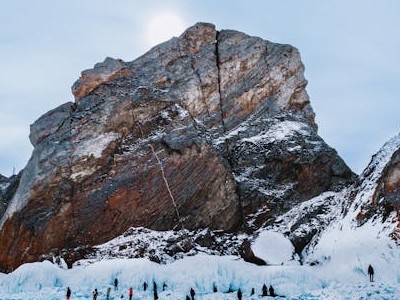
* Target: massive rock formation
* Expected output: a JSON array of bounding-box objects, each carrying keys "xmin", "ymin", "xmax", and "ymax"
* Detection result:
[{"xmin": 0, "ymin": 23, "xmax": 354, "ymax": 272}]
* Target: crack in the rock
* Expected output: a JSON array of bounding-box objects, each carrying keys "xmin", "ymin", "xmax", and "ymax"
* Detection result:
[{"xmin": 215, "ymin": 31, "xmax": 226, "ymax": 134}]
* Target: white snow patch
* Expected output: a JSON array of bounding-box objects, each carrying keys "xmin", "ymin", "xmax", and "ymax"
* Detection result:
[
  {"xmin": 252, "ymin": 231, "xmax": 296, "ymax": 265},
  {"xmin": 241, "ymin": 121, "xmax": 310, "ymax": 145},
  {"xmin": 0, "ymin": 182, "xmax": 9, "ymax": 192},
  {"xmin": 174, "ymin": 103, "xmax": 190, "ymax": 119},
  {"xmin": 214, "ymin": 119, "xmax": 312, "ymax": 147}
]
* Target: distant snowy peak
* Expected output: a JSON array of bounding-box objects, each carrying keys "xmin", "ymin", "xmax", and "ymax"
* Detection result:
[
  {"xmin": 348, "ymin": 133, "xmax": 400, "ymax": 234},
  {"xmin": 358, "ymin": 133, "xmax": 400, "ymax": 197}
]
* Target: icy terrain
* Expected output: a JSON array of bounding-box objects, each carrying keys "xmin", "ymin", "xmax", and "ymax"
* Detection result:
[{"xmin": 0, "ymin": 251, "xmax": 399, "ymax": 299}]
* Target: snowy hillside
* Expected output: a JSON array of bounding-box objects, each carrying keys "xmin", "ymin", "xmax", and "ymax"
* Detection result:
[{"xmin": 306, "ymin": 134, "xmax": 400, "ymax": 271}]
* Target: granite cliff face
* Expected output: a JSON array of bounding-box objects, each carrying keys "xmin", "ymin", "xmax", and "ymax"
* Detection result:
[{"xmin": 0, "ymin": 23, "xmax": 354, "ymax": 272}]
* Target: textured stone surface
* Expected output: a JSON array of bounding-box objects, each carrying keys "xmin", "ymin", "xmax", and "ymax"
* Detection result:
[
  {"xmin": 364, "ymin": 148, "xmax": 400, "ymax": 224},
  {"xmin": 0, "ymin": 174, "xmax": 20, "ymax": 221},
  {"xmin": 71, "ymin": 57, "xmax": 129, "ymax": 101},
  {"xmin": 0, "ymin": 23, "xmax": 354, "ymax": 272}
]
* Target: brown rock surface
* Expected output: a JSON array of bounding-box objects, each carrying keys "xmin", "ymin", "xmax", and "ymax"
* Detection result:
[{"xmin": 0, "ymin": 23, "xmax": 354, "ymax": 272}]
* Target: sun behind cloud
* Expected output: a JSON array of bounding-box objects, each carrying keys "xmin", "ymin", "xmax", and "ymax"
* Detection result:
[{"xmin": 146, "ymin": 11, "xmax": 187, "ymax": 47}]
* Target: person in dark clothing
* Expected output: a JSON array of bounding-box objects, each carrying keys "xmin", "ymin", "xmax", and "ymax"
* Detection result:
[
  {"xmin": 269, "ymin": 285, "xmax": 276, "ymax": 297},
  {"xmin": 190, "ymin": 287, "xmax": 196, "ymax": 300},
  {"xmin": 250, "ymin": 288, "xmax": 255, "ymax": 296},
  {"xmin": 186, "ymin": 296, "xmax": 191, "ymax": 300},
  {"xmin": 92, "ymin": 288, "xmax": 99, "ymax": 300},
  {"xmin": 153, "ymin": 281, "xmax": 158, "ymax": 300},
  {"xmin": 114, "ymin": 278, "xmax": 119, "ymax": 291},
  {"xmin": 163, "ymin": 283, "xmax": 168, "ymax": 291},
  {"xmin": 213, "ymin": 283, "xmax": 217, "ymax": 293},
  {"xmin": 262, "ymin": 284, "xmax": 268, "ymax": 296},
  {"xmin": 368, "ymin": 264, "xmax": 375, "ymax": 282},
  {"xmin": 66, "ymin": 287, "xmax": 71, "ymax": 300},
  {"xmin": 153, "ymin": 281, "xmax": 157, "ymax": 292},
  {"xmin": 143, "ymin": 281, "xmax": 148, "ymax": 291},
  {"xmin": 129, "ymin": 287, "xmax": 133, "ymax": 300},
  {"xmin": 106, "ymin": 287, "xmax": 111, "ymax": 299},
  {"xmin": 237, "ymin": 288, "xmax": 242, "ymax": 300}
]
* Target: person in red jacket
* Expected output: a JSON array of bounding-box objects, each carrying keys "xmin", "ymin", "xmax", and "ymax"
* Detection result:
[{"xmin": 129, "ymin": 287, "xmax": 133, "ymax": 300}]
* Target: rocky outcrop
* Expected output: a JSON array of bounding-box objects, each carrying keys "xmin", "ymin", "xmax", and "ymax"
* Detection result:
[
  {"xmin": 0, "ymin": 23, "xmax": 354, "ymax": 272},
  {"xmin": 351, "ymin": 134, "xmax": 400, "ymax": 232},
  {"xmin": 0, "ymin": 174, "xmax": 6, "ymax": 217},
  {"xmin": 0, "ymin": 174, "xmax": 20, "ymax": 220}
]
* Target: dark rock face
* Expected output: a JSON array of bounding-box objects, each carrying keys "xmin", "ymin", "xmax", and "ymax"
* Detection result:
[
  {"xmin": 0, "ymin": 174, "xmax": 20, "ymax": 220},
  {"xmin": 0, "ymin": 23, "xmax": 354, "ymax": 272},
  {"xmin": 353, "ymin": 139, "xmax": 400, "ymax": 230},
  {"xmin": 239, "ymin": 239, "xmax": 266, "ymax": 265}
]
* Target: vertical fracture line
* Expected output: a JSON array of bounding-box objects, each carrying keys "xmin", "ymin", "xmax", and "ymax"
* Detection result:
[{"xmin": 149, "ymin": 144, "xmax": 184, "ymax": 230}]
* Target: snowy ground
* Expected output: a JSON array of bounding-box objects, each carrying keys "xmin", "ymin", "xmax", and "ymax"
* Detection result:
[{"xmin": 0, "ymin": 251, "xmax": 399, "ymax": 300}]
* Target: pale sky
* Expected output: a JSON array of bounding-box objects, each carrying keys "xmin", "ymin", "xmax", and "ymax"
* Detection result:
[{"xmin": 0, "ymin": 0, "xmax": 399, "ymax": 176}]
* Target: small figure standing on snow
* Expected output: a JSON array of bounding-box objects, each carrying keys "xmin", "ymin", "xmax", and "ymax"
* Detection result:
[
  {"xmin": 153, "ymin": 289, "xmax": 159, "ymax": 300},
  {"xmin": 106, "ymin": 286, "xmax": 111, "ymax": 299},
  {"xmin": 213, "ymin": 283, "xmax": 217, "ymax": 293},
  {"xmin": 250, "ymin": 288, "xmax": 255, "ymax": 296},
  {"xmin": 153, "ymin": 282, "xmax": 158, "ymax": 300},
  {"xmin": 262, "ymin": 284, "xmax": 268, "ymax": 296},
  {"xmin": 237, "ymin": 288, "xmax": 242, "ymax": 300},
  {"xmin": 66, "ymin": 287, "xmax": 71, "ymax": 300},
  {"xmin": 368, "ymin": 264, "xmax": 375, "ymax": 282},
  {"xmin": 143, "ymin": 281, "xmax": 148, "ymax": 291},
  {"xmin": 269, "ymin": 285, "xmax": 276, "ymax": 297},
  {"xmin": 163, "ymin": 282, "xmax": 168, "ymax": 291},
  {"xmin": 190, "ymin": 287, "xmax": 196, "ymax": 300},
  {"xmin": 186, "ymin": 296, "xmax": 190, "ymax": 300},
  {"xmin": 92, "ymin": 288, "xmax": 99, "ymax": 300},
  {"xmin": 114, "ymin": 278, "xmax": 119, "ymax": 291},
  {"xmin": 129, "ymin": 287, "xmax": 133, "ymax": 300}
]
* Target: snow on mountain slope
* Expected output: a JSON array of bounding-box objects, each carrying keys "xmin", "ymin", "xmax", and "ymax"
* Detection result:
[
  {"xmin": 305, "ymin": 133, "xmax": 400, "ymax": 276},
  {"xmin": 352, "ymin": 133, "xmax": 400, "ymax": 218},
  {"xmin": 84, "ymin": 227, "xmax": 246, "ymax": 265}
]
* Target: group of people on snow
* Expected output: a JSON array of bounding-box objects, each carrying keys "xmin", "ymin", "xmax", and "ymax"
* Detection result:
[
  {"xmin": 65, "ymin": 280, "xmax": 278, "ymax": 299},
  {"xmin": 65, "ymin": 265, "xmax": 375, "ymax": 299}
]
